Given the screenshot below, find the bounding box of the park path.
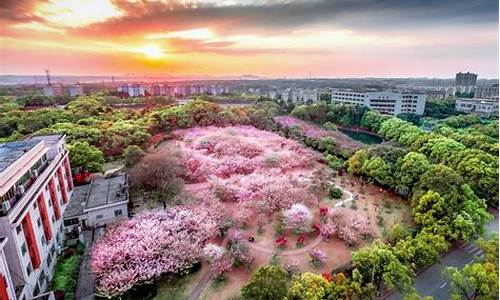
[187,268,213,300]
[187,238,228,300]
[246,234,324,256]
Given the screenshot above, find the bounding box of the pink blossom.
[90,201,223,298]
[309,249,327,265]
[282,204,313,231]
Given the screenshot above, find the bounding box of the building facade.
[473,84,499,100]
[0,135,74,300]
[455,72,478,87]
[331,89,426,115]
[455,98,499,118]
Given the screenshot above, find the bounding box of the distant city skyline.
[0,0,498,78]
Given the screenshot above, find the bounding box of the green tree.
[67,141,104,172]
[443,262,498,300]
[347,149,368,175]
[386,224,412,245]
[394,232,449,269]
[361,156,394,187]
[352,241,414,293]
[318,137,336,153]
[291,105,311,121]
[241,265,289,300]
[286,272,329,300]
[399,152,431,188]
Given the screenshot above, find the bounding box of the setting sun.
[140,45,164,59]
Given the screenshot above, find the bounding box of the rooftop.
[0,140,40,173]
[29,134,63,146]
[63,175,128,219]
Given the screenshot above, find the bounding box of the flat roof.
[63,175,128,219]
[0,140,41,173]
[29,134,63,146]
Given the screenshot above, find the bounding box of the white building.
[280,89,320,103]
[117,84,145,97]
[455,98,499,118]
[0,237,17,300]
[474,84,499,99]
[62,175,128,235]
[331,89,427,115]
[0,135,74,299]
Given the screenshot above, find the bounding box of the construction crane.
[45,69,51,86]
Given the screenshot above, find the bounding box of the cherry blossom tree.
[309,249,327,268]
[283,204,313,232]
[203,243,226,263]
[90,201,223,298]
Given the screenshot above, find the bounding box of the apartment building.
[455,72,478,87]
[331,89,426,115]
[0,135,74,300]
[280,89,320,103]
[455,98,499,118]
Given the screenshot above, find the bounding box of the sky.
[0,0,498,78]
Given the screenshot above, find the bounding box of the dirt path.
[246,234,323,256]
[187,238,228,300]
[187,269,212,300]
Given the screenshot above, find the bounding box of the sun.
[140,45,164,59]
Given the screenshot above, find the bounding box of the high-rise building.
[331,89,426,115]
[455,72,478,87]
[0,135,74,299]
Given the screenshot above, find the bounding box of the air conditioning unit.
[1,201,11,214]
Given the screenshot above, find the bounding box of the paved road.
[387,214,498,300]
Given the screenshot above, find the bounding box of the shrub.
[51,244,85,300]
[241,266,289,300]
[329,186,343,199]
[309,249,327,268]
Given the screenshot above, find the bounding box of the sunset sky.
[0,0,498,78]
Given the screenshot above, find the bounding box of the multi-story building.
[455,98,499,118]
[0,135,74,300]
[474,84,499,99]
[117,84,145,97]
[280,89,320,103]
[0,237,17,300]
[455,72,478,87]
[331,89,426,115]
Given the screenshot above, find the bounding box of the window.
[37,217,42,228]
[33,283,40,296]
[16,225,22,234]
[51,216,56,223]
[21,243,27,256]
[114,209,122,217]
[26,263,32,276]
[48,199,52,207]
[47,252,52,266]
[33,202,37,209]
[38,270,46,286]
[96,215,103,220]
[63,218,79,226]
